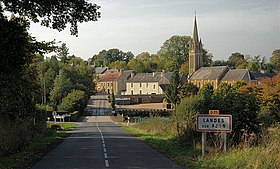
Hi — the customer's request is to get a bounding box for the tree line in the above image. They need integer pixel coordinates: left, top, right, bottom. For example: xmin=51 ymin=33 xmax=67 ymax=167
xmin=90 ymin=36 xmax=280 ymax=75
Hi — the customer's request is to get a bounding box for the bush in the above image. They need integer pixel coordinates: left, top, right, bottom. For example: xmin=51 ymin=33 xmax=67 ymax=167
xmin=176 ymin=95 xmax=201 ymax=145
xmin=0 ymin=119 xmax=34 ymax=157
xmin=58 ymin=90 xmax=87 ymax=112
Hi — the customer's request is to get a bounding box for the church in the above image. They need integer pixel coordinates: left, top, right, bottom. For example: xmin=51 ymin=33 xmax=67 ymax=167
xmin=188 ymin=16 xmax=257 ymax=89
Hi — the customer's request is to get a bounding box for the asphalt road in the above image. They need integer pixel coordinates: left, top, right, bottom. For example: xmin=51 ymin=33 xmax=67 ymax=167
xmin=32 ymin=95 xmax=183 ymax=169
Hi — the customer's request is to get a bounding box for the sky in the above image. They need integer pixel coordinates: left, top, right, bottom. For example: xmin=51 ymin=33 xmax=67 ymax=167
xmin=29 ymin=0 xmax=280 ymax=61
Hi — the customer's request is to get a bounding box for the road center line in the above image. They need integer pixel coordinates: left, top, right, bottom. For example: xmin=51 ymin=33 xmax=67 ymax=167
xmin=97 ymin=121 xmax=109 ymax=168
xmin=105 ymin=160 xmax=109 ymax=167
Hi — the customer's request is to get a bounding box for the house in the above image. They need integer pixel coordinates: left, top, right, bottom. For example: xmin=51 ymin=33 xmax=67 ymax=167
xmin=93 ymin=66 xmax=108 ymax=82
xmin=125 ymin=72 xmax=172 ymax=95
xmin=188 ymin=15 xmax=257 ymax=88
xmin=96 ymin=69 xmax=133 ymax=95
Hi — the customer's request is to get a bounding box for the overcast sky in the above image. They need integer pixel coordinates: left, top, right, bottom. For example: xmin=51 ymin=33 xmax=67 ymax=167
xmin=29 ymin=0 xmax=280 ymax=61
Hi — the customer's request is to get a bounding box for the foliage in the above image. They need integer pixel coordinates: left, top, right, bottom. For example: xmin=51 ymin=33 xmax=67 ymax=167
xmin=110 ymin=92 xmax=116 ymax=111
xmin=49 ymin=69 xmax=72 ymax=108
xmin=0 ymin=123 xmax=77 ymax=168
xmin=197 ymin=83 xmax=214 ymax=114
xmin=165 ymin=69 xmax=181 ymax=106
xmin=91 ymin=49 xmax=134 ymax=67
xmin=176 ymin=95 xmax=201 ymax=145
xmin=179 ymin=82 xmax=199 ymax=99
xmin=238 ymin=74 xmax=280 ymax=125
xmin=158 ymin=35 xmax=191 ymax=71
xmin=227 ymin=52 xmax=247 ymax=69
xmin=58 ymin=90 xmax=87 ymax=112
xmin=1 ymin=0 xmax=101 ymax=36
xmin=270 ymin=49 xmax=280 ymax=73
xmin=57 ymin=43 xmax=70 ymax=63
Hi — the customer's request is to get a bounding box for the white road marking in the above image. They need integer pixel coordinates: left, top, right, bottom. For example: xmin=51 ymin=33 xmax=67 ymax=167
xmin=96 ymin=109 xmax=110 ymax=168
xmin=105 ymin=160 xmax=109 ymax=167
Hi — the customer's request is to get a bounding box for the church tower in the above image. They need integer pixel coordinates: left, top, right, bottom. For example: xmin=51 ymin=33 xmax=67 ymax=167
xmin=189 ymin=15 xmax=203 ymax=75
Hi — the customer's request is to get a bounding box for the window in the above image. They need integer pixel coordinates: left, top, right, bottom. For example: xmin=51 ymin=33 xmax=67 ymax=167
xmin=131 ymin=90 xmax=133 ymax=95
xmin=139 ymin=90 xmax=142 ymax=95
xmin=131 ymin=83 xmax=133 ymax=87
xmin=146 ymin=83 xmax=149 ymax=87
xmin=153 ymin=84 xmax=156 ymax=89
xmin=140 ymin=83 xmax=142 ymax=88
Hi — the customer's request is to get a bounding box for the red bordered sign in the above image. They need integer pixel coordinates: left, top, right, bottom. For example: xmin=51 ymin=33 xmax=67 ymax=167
xmin=196 ymin=114 xmax=232 ymax=132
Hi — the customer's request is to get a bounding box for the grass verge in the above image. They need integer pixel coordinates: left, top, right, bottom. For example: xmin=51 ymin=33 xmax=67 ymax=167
xmin=0 ymin=122 xmax=78 ymax=169
xmin=122 ymin=126 xmax=202 ymax=168
xmin=123 ymin=121 xmax=280 ymax=169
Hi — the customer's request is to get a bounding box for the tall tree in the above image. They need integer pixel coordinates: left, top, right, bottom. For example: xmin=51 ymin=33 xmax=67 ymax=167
xmin=50 ymin=69 xmax=72 ymax=109
xmin=165 ymin=69 xmax=181 ymax=108
xmin=158 ymin=35 xmax=191 ymax=71
xmin=57 ymin=43 xmax=70 ymax=64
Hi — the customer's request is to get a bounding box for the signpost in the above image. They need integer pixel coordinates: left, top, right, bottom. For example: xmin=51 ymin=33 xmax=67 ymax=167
xmin=196 ymin=111 xmax=232 ymax=157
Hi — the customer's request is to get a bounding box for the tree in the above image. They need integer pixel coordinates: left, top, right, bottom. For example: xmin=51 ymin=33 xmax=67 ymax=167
xmin=158 ymin=35 xmax=191 ymax=71
xmin=197 ymin=83 xmax=214 ymax=114
xmin=111 ymin=92 xmax=116 ymax=111
xmin=91 ymin=49 xmax=134 ymax=67
xmin=228 ymin=52 xmax=247 ymax=69
xmin=127 ymin=58 xmax=145 ymax=73
xmin=109 ymin=60 xmax=127 ymax=69
xmin=179 ymin=82 xmax=199 ymax=99
xmin=58 ymin=90 xmax=87 ymax=112
xmin=270 ymin=49 xmax=280 ymax=73
xmin=57 ymin=43 xmax=70 ymax=64
xmin=50 ymin=69 xmax=72 ymax=109
xmin=1 ymin=0 xmax=101 ymax=36
xmin=165 ymin=69 xmax=181 ymax=107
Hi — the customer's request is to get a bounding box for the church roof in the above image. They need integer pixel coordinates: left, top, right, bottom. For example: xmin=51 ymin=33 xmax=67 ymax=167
xmin=221 ymin=69 xmax=255 ymax=81
xmin=189 ymin=66 xmax=228 ymax=80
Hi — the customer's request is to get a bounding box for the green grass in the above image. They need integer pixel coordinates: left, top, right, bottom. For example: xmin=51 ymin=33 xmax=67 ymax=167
xmin=123 ymin=123 xmax=280 ymax=169
xmin=122 ymin=126 xmax=202 ymax=168
xmin=0 ymin=122 xmax=78 ymax=169
xmin=47 ymin=122 xmax=78 ymax=131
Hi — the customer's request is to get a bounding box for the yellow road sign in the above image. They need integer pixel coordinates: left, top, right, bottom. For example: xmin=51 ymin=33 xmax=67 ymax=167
xmin=209 ymin=110 xmax=219 ymax=115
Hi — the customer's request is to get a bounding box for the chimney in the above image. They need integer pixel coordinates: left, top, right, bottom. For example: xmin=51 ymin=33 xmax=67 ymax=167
xmin=152 ymin=72 xmax=155 ymax=77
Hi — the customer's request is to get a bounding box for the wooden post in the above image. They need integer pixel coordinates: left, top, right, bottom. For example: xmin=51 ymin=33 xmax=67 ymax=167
xmin=223 ymin=132 xmax=227 ymax=153
xmin=202 ymin=132 xmax=206 ymax=157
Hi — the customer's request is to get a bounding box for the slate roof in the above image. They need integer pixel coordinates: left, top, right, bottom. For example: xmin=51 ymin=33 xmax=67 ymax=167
xmin=221 ymin=69 xmax=255 ymax=81
xmin=120 ymin=70 xmax=134 ymax=79
xmin=189 ymin=66 xmax=228 ymax=80
xmin=251 ymin=72 xmax=275 ymax=79
xmin=128 ymin=72 xmax=171 ymax=84
xmin=95 ymin=67 xmax=108 ymax=74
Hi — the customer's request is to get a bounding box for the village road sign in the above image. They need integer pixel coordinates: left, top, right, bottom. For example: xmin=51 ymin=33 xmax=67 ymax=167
xmin=196 ymin=114 xmax=232 ymax=132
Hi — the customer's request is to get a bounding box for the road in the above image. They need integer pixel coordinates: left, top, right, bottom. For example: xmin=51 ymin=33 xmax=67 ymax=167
xmin=32 ymin=95 xmax=183 ymax=169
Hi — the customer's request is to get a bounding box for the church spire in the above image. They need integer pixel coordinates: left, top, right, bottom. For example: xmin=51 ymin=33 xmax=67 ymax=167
xmin=193 ymin=14 xmax=199 ymax=43
xmin=189 ymin=13 xmax=203 ymax=76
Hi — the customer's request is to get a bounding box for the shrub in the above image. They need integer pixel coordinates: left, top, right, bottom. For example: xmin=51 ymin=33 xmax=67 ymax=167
xmin=0 ymin=119 xmax=34 ymax=157
xmin=58 ymin=90 xmax=87 ymax=112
